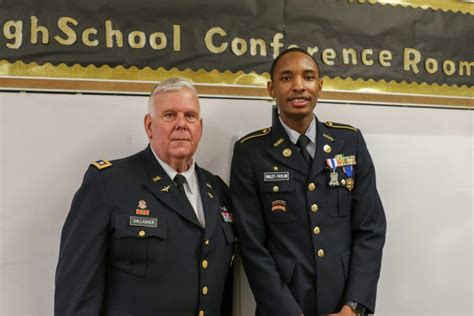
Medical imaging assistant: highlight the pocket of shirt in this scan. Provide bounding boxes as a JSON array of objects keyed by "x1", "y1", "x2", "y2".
[
  {"x1": 259, "y1": 179, "x2": 297, "y2": 223},
  {"x1": 111, "y1": 214, "x2": 167, "y2": 278}
]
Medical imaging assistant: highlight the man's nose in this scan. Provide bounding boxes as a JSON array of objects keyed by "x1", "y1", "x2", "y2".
[
  {"x1": 175, "y1": 114, "x2": 188, "y2": 128},
  {"x1": 292, "y1": 77, "x2": 305, "y2": 92}
]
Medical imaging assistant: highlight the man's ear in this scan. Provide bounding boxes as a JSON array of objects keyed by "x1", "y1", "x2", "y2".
[
  {"x1": 267, "y1": 81, "x2": 275, "y2": 98},
  {"x1": 144, "y1": 114, "x2": 152, "y2": 139},
  {"x1": 317, "y1": 79, "x2": 323, "y2": 98},
  {"x1": 199, "y1": 118, "x2": 203, "y2": 138}
]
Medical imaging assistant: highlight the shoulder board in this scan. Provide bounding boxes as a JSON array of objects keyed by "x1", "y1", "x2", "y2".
[
  {"x1": 324, "y1": 121, "x2": 358, "y2": 132},
  {"x1": 239, "y1": 127, "x2": 271, "y2": 144},
  {"x1": 91, "y1": 159, "x2": 112, "y2": 170}
]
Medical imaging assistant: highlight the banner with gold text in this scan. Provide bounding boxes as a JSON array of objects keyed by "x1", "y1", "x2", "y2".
[{"x1": 0, "y1": 0, "x2": 472, "y2": 103}]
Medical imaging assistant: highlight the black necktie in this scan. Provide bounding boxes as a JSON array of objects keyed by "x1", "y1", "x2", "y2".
[
  {"x1": 174, "y1": 174, "x2": 190, "y2": 202},
  {"x1": 297, "y1": 134, "x2": 312, "y2": 166},
  {"x1": 174, "y1": 174, "x2": 205, "y2": 227}
]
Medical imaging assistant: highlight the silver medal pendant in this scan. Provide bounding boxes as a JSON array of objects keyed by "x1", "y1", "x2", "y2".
[{"x1": 329, "y1": 170, "x2": 339, "y2": 187}]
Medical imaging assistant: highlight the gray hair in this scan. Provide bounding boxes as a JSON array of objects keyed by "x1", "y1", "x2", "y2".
[{"x1": 148, "y1": 77, "x2": 197, "y2": 114}]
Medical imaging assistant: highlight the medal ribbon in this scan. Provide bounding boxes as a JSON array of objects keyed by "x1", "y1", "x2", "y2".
[
  {"x1": 326, "y1": 158, "x2": 337, "y2": 170},
  {"x1": 343, "y1": 165, "x2": 353, "y2": 177}
]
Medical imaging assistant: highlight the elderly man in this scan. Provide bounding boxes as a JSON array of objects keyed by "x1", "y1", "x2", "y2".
[
  {"x1": 230, "y1": 48, "x2": 386, "y2": 316},
  {"x1": 55, "y1": 78, "x2": 235, "y2": 316}
]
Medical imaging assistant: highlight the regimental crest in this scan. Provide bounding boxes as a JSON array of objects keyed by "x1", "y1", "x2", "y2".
[{"x1": 138, "y1": 200, "x2": 147, "y2": 209}]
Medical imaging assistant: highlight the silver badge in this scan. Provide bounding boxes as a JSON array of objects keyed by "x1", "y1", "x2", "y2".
[{"x1": 329, "y1": 171, "x2": 339, "y2": 187}]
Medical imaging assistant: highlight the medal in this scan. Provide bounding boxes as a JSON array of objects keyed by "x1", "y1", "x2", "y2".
[
  {"x1": 343, "y1": 165, "x2": 355, "y2": 191},
  {"x1": 329, "y1": 171, "x2": 339, "y2": 187},
  {"x1": 326, "y1": 158, "x2": 340, "y2": 187},
  {"x1": 345, "y1": 178, "x2": 354, "y2": 191}
]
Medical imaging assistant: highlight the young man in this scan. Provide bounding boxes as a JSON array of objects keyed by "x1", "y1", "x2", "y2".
[{"x1": 231, "y1": 48, "x2": 386, "y2": 316}]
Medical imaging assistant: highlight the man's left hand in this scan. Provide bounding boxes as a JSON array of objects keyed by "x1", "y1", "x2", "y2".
[{"x1": 321, "y1": 304, "x2": 357, "y2": 316}]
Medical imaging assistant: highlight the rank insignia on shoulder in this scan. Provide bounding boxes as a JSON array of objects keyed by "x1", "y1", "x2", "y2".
[
  {"x1": 220, "y1": 206, "x2": 234, "y2": 223},
  {"x1": 271, "y1": 200, "x2": 287, "y2": 212},
  {"x1": 91, "y1": 159, "x2": 112, "y2": 170},
  {"x1": 239, "y1": 127, "x2": 271, "y2": 143},
  {"x1": 324, "y1": 121, "x2": 358, "y2": 132}
]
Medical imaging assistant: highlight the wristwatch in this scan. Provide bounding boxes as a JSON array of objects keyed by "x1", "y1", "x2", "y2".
[{"x1": 346, "y1": 301, "x2": 366, "y2": 315}]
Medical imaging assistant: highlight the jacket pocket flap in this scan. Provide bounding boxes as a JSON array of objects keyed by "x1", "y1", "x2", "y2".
[
  {"x1": 114, "y1": 214, "x2": 167, "y2": 239},
  {"x1": 260, "y1": 180, "x2": 294, "y2": 193}
]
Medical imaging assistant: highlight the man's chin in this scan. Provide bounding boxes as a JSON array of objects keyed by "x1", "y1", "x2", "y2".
[
  {"x1": 169, "y1": 149, "x2": 194, "y2": 161},
  {"x1": 286, "y1": 110, "x2": 315, "y2": 120}
]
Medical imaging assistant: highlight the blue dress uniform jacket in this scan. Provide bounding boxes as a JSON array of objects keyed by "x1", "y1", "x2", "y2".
[
  {"x1": 55, "y1": 146, "x2": 235, "y2": 316},
  {"x1": 230, "y1": 117, "x2": 386, "y2": 315}
]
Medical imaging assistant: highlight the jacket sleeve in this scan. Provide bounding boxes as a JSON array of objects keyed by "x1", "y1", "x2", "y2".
[
  {"x1": 215, "y1": 175, "x2": 235, "y2": 316},
  {"x1": 344, "y1": 131, "x2": 387, "y2": 313},
  {"x1": 230, "y1": 142, "x2": 303, "y2": 316},
  {"x1": 54, "y1": 167, "x2": 110, "y2": 316}
]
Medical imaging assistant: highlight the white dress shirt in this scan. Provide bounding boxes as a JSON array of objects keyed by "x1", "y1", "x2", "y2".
[
  {"x1": 151, "y1": 148, "x2": 206, "y2": 227},
  {"x1": 279, "y1": 115, "x2": 317, "y2": 158}
]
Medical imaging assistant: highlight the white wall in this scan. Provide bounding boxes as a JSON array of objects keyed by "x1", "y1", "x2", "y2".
[
  {"x1": 0, "y1": 92, "x2": 472, "y2": 315},
  {"x1": 316, "y1": 103, "x2": 473, "y2": 316},
  {"x1": 0, "y1": 92, "x2": 4, "y2": 314}
]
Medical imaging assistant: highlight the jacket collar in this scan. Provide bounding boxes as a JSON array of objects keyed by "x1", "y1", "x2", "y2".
[{"x1": 268, "y1": 117, "x2": 343, "y2": 179}]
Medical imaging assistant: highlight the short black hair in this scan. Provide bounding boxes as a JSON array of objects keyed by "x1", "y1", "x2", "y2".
[{"x1": 270, "y1": 47, "x2": 321, "y2": 80}]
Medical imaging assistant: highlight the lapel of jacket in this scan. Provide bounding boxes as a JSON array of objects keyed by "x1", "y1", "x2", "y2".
[
  {"x1": 308, "y1": 118, "x2": 344, "y2": 180},
  {"x1": 195, "y1": 166, "x2": 220, "y2": 240},
  {"x1": 140, "y1": 146, "x2": 202, "y2": 228},
  {"x1": 265, "y1": 119, "x2": 309, "y2": 176}
]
